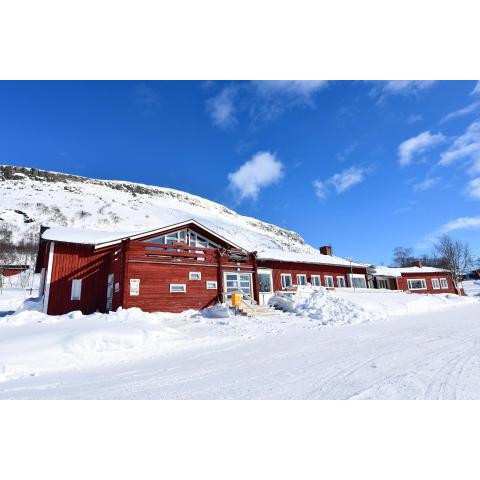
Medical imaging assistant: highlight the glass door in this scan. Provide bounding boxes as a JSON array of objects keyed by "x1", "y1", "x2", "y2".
[
  {"x1": 223, "y1": 272, "x2": 252, "y2": 301},
  {"x1": 257, "y1": 269, "x2": 273, "y2": 305}
]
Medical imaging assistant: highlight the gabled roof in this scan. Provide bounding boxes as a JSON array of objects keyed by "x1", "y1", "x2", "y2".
[
  {"x1": 41, "y1": 219, "x2": 246, "y2": 250},
  {"x1": 256, "y1": 249, "x2": 366, "y2": 268}
]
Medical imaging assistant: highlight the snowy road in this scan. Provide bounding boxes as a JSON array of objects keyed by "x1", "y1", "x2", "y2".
[{"x1": 2, "y1": 302, "x2": 480, "y2": 399}]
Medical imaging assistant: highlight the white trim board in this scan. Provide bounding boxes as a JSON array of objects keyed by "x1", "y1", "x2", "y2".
[{"x1": 43, "y1": 241, "x2": 55, "y2": 314}]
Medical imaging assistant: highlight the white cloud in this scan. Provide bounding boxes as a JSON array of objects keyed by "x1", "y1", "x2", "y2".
[
  {"x1": 398, "y1": 131, "x2": 446, "y2": 167},
  {"x1": 438, "y1": 216, "x2": 480, "y2": 234},
  {"x1": 228, "y1": 151, "x2": 284, "y2": 201},
  {"x1": 253, "y1": 81, "x2": 329, "y2": 100},
  {"x1": 406, "y1": 113, "x2": 423, "y2": 124},
  {"x1": 207, "y1": 81, "x2": 329, "y2": 129},
  {"x1": 439, "y1": 121, "x2": 480, "y2": 174},
  {"x1": 382, "y1": 80, "x2": 436, "y2": 95},
  {"x1": 206, "y1": 86, "x2": 237, "y2": 128},
  {"x1": 372, "y1": 81, "x2": 436, "y2": 103},
  {"x1": 412, "y1": 176, "x2": 441, "y2": 192},
  {"x1": 471, "y1": 81, "x2": 480, "y2": 96},
  {"x1": 336, "y1": 142, "x2": 358, "y2": 162},
  {"x1": 312, "y1": 180, "x2": 329, "y2": 200},
  {"x1": 466, "y1": 178, "x2": 480, "y2": 199},
  {"x1": 313, "y1": 166, "x2": 367, "y2": 200},
  {"x1": 439, "y1": 101, "x2": 480, "y2": 124}
]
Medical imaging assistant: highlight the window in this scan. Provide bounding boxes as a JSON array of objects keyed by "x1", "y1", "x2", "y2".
[
  {"x1": 170, "y1": 284, "x2": 186, "y2": 293},
  {"x1": 296, "y1": 274, "x2": 307, "y2": 286},
  {"x1": 432, "y1": 278, "x2": 440, "y2": 290},
  {"x1": 145, "y1": 229, "x2": 187, "y2": 245},
  {"x1": 71, "y1": 279, "x2": 82, "y2": 300},
  {"x1": 189, "y1": 272, "x2": 201, "y2": 280},
  {"x1": 349, "y1": 274, "x2": 367, "y2": 288},
  {"x1": 337, "y1": 276, "x2": 346, "y2": 288},
  {"x1": 281, "y1": 273, "x2": 292, "y2": 289},
  {"x1": 206, "y1": 281, "x2": 217, "y2": 290},
  {"x1": 311, "y1": 275, "x2": 321, "y2": 287},
  {"x1": 407, "y1": 278, "x2": 427, "y2": 290},
  {"x1": 323, "y1": 275, "x2": 334, "y2": 288},
  {"x1": 189, "y1": 231, "x2": 219, "y2": 249},
  {"x1": 258, "y1": 272, "x2": 273, "y2": 293},
  {"x1": 440, "y1": 278, "x2": 448, "y2": 289},
  {"x1": 377, "y1": 278, "x2": 389, "y2": 289}
]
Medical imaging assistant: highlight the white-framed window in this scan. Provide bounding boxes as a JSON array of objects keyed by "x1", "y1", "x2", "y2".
[
  {"x1": 296, "y1": 274, "x2": 307, "y2": 286},
  {"x1": 337, "y1": 276, "x2": 346, "y2": 288},
  {"x1": 348, "y1": 274, "x2": 367, "y2": 288},
  {"x1": 189, "y1": 271, "x2": 202, "y2": 280},
  {"x1": 206, "y1": 280, "x2": 217, "y2": 290},
  {"x1": 431, "y1": 278, "x2": 440, "y2": 290},
  {"x1": 407, "y1": 278, "x2": 427, "y2": 290},
  {"x1": 281, "y1": 273, "x2": 292, "y2": 289},
  {"x1": 324, "y1": 275, "x2": 334, "y2": 288},
  {"x1": 311, "y1": 275, "x2": 321, "y2": 287},
  {"x1": 170, "y1": 284, "x2": 186, "y2": 293},
  {"x1": 71, "y1": 279, "x2": 82, "y2": 300},
  {"x1": 440, "y1": 278, "x2": 448, "y2": 289},
  {"x1": 377, "y1": 278, "x2": 389, "y2": 289}
]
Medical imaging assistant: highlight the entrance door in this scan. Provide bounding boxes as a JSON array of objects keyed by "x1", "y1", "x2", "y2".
[
  {"x1": 106, "y1": 273, "x2": 114, "y2": 311},
  {"x1": 257, "y1": 269, "x2": 273, "y2": 305},
  {"x1": 223, "y1": 272, "x2": 252, "y2": 302}
]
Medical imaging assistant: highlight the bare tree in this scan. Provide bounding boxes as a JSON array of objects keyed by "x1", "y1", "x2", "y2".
[
  {"x1": 434, "y1": 234, "x2": 475, "y2": 292},
  {"x1": 392, "y1": 246, "x2": 415, "y2": 267}
]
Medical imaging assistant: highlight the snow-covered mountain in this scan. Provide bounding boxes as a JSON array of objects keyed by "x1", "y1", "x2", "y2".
[{"x1": 0, "y1": 165, "x2": 315, "y2": 253}]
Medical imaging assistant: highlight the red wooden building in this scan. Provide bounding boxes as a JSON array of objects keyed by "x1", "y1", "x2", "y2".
[
  {"x1": 0, "y1": 264, "x2": 30, "y2": 277},
  {"x1": 35, "y1": 220, "x2": 370, "y2": 315},
  {"x1": 367, "y1": 262, "x2": 457, "y2": 294}
]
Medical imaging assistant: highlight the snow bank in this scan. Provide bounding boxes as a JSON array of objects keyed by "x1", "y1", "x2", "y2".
[
  {"x1": 269, "y1": 286, "x2": 379, "y2": 325},
  {"x1": 0, "y1": 301, "x2": 245, "y2": 383},
  {"x1": 334, "y1": 288, "x2": 478, "y2": 318},
  {"x1": 270, "y1": 286, "x2": 479, "y2": 324},
  {"x1": 0, "y1": 307, "x2": 193, "y2": 382}
]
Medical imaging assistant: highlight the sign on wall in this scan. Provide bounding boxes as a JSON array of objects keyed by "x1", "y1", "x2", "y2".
[{"x1": 130, "y1": 278, "x2": 140, "y2": 296}]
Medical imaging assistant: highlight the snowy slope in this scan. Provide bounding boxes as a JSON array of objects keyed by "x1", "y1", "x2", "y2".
[{"x1": 0, "y1": 165, "x2": 314, "y2": 253}]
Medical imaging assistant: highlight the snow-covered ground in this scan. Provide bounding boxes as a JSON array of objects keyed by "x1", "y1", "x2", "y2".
[
  {"x1": 463, "y1": 279, "x2": 480, "y2": 298},
  {"x1": 1, "y1": 283, "x2": 480, "y2": 399}
]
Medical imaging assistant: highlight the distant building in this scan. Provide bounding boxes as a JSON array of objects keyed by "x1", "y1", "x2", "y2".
[{"x1": 367, "y1": 261, "x2": 457, "y2": 294}]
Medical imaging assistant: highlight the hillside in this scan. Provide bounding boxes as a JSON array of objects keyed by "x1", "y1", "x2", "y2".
[{"x1": 0, "y1": 165, "x2": 314, "y2": 253}]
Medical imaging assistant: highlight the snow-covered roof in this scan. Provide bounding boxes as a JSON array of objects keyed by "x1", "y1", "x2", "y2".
[
  {"x1": 257, "y1": 249, "x2": 366, "y2": 268},
  {"x1": 42, "y1": 227, "x2": 135, "y2": 247},
  {"x1": 41, "y1": 219, "x2": 245, "y2": 250},
  {"x1": 368, "y1": 265, "x2": 449, "y2": 277}
]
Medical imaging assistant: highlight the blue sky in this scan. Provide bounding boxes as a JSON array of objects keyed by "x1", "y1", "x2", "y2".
[{"x1": 1, "y1": 80, "x2": 479, "y2": 264}]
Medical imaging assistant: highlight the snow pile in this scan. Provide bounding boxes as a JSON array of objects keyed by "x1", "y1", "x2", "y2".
[
  {"x1": 269, "y1": 286, "x2": 379, "y2": 325},
  {"x1": 0, "y1": 307, "x2": 194, "y2": 382},
  {"x1": 463, "y1": 280, "x2": 480, "y2": 297}
]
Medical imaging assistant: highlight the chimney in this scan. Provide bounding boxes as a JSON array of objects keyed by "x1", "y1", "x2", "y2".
[
  {"x1": 411, "y1": 260, "x2": 423, "y2": 268},
  {"x1": 319, "y1": 245, "x2": 333, "y2": 256}
]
